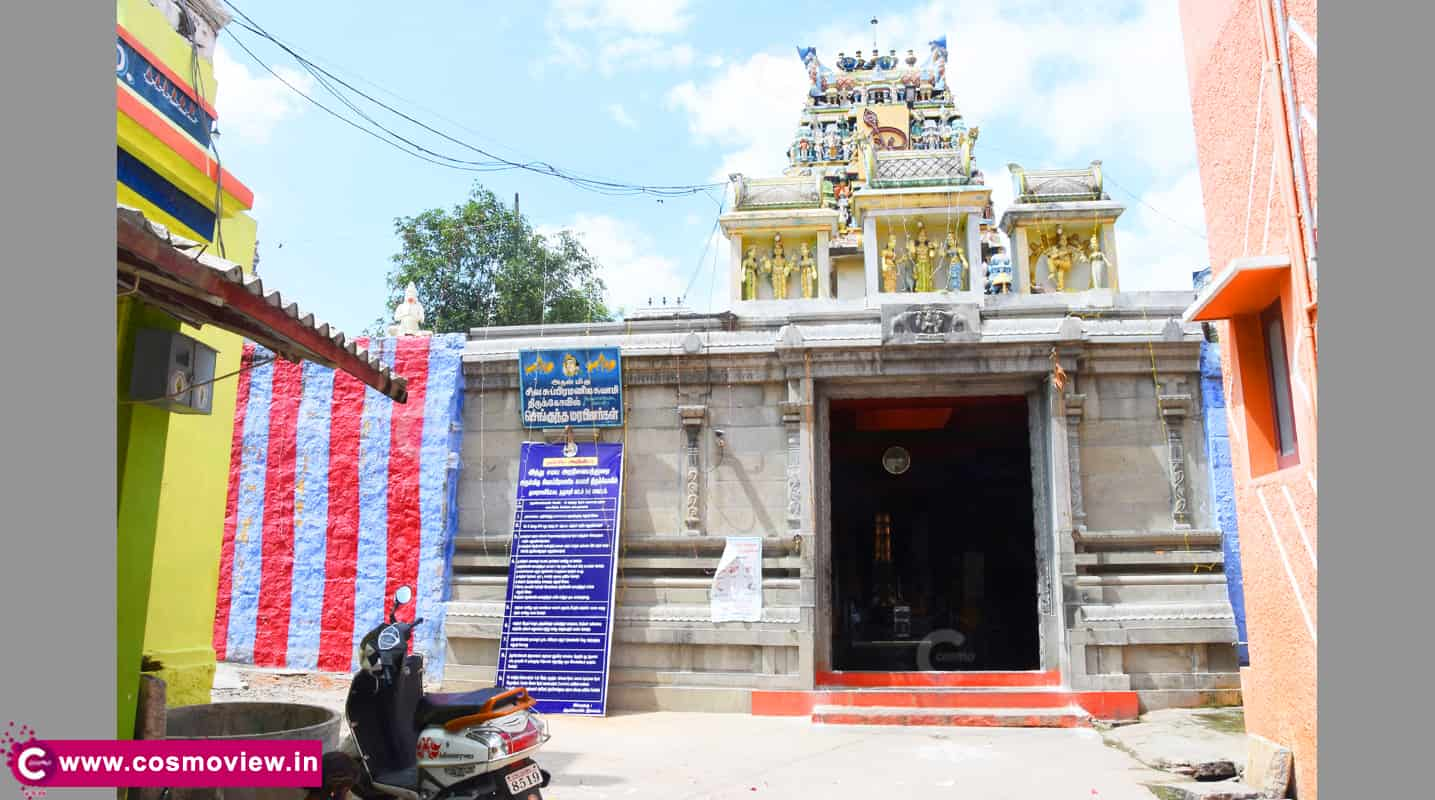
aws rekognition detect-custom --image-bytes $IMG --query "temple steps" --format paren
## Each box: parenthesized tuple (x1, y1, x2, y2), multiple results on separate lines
(811, 704, 1091, 728)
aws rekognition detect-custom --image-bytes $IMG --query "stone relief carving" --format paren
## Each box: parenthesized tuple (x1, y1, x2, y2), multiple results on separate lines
(880, 303, 981, 344)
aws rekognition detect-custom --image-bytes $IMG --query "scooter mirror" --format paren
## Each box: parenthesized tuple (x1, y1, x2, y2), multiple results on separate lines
(394, 586, 413, 606)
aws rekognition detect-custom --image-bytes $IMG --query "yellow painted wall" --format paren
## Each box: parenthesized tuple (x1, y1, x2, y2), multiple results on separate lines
(116, 0, 263, 710)
(140, 213, 256, 706)
(117, 0, 218, 101)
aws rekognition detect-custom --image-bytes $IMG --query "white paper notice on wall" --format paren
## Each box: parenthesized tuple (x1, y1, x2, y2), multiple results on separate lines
(711, 536, 763, 623)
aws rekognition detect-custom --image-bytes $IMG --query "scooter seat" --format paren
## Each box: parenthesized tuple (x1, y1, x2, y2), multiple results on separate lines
(373, 766, 417, 790)
(416, 687, 511, 727)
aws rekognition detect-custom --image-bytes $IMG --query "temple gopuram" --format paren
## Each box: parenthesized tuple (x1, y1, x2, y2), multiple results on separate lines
(445, 36, 1243, 725)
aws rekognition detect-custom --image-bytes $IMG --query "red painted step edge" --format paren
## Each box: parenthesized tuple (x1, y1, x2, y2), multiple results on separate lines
(751, 689, 1140, 722)
(811, 709, 1091, 728)
(815, 670, 1062, 688)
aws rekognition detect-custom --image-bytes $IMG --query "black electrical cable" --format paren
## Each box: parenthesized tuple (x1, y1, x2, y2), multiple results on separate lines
(220, 1, 724, 197)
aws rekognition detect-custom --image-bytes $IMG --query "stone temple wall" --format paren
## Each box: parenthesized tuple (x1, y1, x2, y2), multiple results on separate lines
(443, 297, 1241, 713)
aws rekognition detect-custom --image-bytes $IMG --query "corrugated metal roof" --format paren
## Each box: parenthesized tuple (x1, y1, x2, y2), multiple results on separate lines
(116, 205, 408, 402)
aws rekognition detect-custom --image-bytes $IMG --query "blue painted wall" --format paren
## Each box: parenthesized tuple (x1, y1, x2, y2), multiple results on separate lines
(1194, 269, 1250, 665)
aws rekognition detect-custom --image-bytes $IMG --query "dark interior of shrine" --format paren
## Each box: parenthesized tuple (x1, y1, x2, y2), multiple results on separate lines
(829, 395, 1040, 671)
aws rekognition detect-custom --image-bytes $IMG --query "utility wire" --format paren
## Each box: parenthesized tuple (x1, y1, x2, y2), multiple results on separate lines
(220, 0, 723, 197)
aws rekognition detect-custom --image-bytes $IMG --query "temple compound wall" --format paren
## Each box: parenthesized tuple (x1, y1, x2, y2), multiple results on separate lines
(441, 297, 1241, 713)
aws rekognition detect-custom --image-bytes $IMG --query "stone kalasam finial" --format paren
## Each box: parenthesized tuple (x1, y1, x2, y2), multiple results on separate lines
(388, 281, 431, 337)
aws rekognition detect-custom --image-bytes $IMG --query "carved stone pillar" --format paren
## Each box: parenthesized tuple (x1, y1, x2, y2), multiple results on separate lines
(1065, 393, 1087, 533)
(679, 405, 706, 534)
(1159, 392, 1194, 529)
(779, 399, 804, 532)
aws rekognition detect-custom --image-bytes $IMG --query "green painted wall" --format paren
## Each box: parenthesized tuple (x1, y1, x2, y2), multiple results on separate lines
(116, 297, 179, 739)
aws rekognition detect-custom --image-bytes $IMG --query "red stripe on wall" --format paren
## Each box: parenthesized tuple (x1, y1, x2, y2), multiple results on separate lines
(251, 357, 305, 667)
(384, 337, 431, 633)
(316, 358, 369, 672)
(212, 343, 256, 661)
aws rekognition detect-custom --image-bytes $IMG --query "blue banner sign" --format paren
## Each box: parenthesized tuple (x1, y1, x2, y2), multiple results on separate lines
(117, 34, 214, 148)
(517, 348, 623, 428)
(496, 442, 625, 715)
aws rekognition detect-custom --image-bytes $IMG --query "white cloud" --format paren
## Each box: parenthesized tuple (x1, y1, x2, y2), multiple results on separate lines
(538, 213, 689, 311)
(667, 52, 809, 181)
(550, 0, 691, 35)
(598, 38, 696, 76)
(211, 43, 314, 145)
(606, 103, 638, 130)
(1109, 170, 1211, 291)
(543, 0, 702, 76)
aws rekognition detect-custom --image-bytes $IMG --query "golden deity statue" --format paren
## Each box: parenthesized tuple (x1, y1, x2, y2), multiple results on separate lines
(741, 247, 762, 300)
(912, 222, 937, 292)
(881, 235, 900, 292)
(1031, 225, 1082, 292)
(765, 234, 794, 300)
(798, 241, 818, 299)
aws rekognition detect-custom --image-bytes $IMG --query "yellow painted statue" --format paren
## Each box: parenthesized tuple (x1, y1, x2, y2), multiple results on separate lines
(798, 241, 818, 299)
(765, 234, 794, 300)
(912, 222, 937, 292)
(881, 235, 900, 293)
(1033, 225, 1081, 292)
(741, 247, 762, 300)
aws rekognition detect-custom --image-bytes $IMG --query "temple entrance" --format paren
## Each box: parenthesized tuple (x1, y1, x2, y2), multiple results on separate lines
(828, 395, 1040, 671)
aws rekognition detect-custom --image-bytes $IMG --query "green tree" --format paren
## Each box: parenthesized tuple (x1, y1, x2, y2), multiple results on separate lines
(375, 183, 611, 334)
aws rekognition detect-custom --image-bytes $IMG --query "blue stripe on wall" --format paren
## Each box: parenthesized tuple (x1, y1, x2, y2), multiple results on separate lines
(117, 146, 216, 238)
(225, 346, 276, 662)
(286, 360, 336, 670)
(351, 338, 398, 663)
(416, 334, 465, 679)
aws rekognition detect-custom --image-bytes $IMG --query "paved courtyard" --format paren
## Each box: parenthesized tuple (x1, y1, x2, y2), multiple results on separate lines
(534, 711, 1173, 800)
(214, 667, 1210, 799)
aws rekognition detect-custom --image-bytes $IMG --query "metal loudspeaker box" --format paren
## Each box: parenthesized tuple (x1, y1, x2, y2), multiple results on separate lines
(129, 328, 219, 414)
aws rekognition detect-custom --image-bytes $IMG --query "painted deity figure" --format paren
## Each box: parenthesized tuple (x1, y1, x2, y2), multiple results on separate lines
(881, 235, 900, 293)
(765, 234, 794, 300)
(988, 251, 1014, 294)
(798, 241, 818, 298)
(922, 118, 941, 150)
(824, 123, 841, 160)
(929, 37, 948, 92)
(833, 182, 852, 231)
(741, 247, 762, 300)
(1036, 225, 1082, 292)
(1086, 232, 1109, 289)
(912, 222, 937, 292)
(944, 231, 967, 291)
(387, 282, 429, 336)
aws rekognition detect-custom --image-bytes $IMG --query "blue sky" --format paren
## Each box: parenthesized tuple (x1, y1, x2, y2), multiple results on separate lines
(211, 0, 1211, 336)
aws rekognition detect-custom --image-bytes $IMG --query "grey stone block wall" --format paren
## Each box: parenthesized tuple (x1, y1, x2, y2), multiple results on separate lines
(443, 299, 1239, 713)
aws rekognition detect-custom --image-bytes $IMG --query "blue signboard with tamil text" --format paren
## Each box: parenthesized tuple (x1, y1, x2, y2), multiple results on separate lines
(495, 442, 625, 715)
(117, 34, 214, 148)
(517, 348, 623, 428)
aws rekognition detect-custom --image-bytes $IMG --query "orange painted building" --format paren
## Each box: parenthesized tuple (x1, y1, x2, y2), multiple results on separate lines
(1179, 0, 1316, 796)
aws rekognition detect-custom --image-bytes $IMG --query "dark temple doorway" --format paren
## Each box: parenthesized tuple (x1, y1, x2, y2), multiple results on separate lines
(829, 395, 1040, 671)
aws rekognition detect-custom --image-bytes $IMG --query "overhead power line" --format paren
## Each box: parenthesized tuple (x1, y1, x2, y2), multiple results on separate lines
(219, 0, 724, 198)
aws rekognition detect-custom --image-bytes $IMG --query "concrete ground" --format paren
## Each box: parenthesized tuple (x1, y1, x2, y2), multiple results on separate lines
(211, 665, 1235, 799)
(536, 711, 1177, 800)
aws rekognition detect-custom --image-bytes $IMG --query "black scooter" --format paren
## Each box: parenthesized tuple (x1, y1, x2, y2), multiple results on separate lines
(338, 586, 551, 800)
